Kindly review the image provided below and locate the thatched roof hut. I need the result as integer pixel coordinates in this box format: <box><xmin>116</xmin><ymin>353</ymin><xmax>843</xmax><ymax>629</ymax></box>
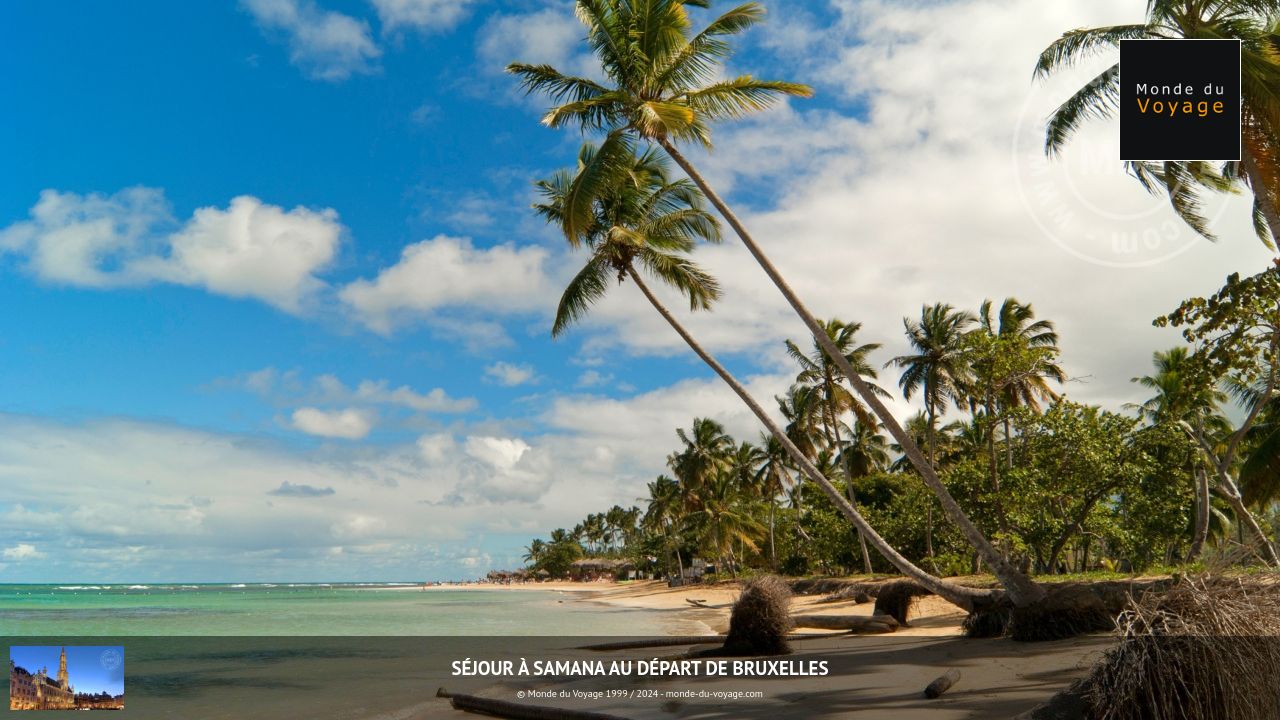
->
<box><xmin>569</xmin><ymin>558</ymin><xmax>634</xmax><ymax>577</ymax></box>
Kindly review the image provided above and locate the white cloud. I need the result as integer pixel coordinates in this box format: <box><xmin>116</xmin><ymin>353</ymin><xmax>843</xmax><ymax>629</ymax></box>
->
<box><xmin>0</xmin><ymin>189</ymin><xmax>342</xmax><ymax>313</ymax></box>
<box><xmin>290</xmin><ymin>407</ymin><xmax>375</xmax><ymax>439</ymax></box>
<box><xmin>464</xmin><ymin>436</ymin><xmax>529</xmax><ymax>472</ymax></box>
<box><xmin>338</xmin><ymin>235</ymin><xmax>551</xmax><ymax>334</ymax></box>
<box><xmin>0</xmin><ymin>414</ymin><xmax>646</xmax><ymax>580</ymax></box>
<box><xmin>370</xmin><ymin>0</ymin><xmax>478</xmax><ymax>33</ymax></box>
<box><xmin>0</xmin><ymin>187</ymin><xmax>170</xmax><ymax>288</ymax></box>
<box><xmin>549</xmin><ymin>0</ymin><xmax>1274</xmax><ymax>417</ymax></box>
<box><xmin>484</xmin><ymin>361</ymin><xmax>535</xmax><ymax>387</ymax></box>
<box><xmin>2</xmin><ymin>543</ymin><xmax>45</xmax><ymax>561</ymax></box>
<box><xmin>350</xmin><ymin>379</ymin><xmax>478</xmax><ymax>412</ymax></box>
<box><xmin>135</xmin><ymin>196</ymin><xmax>341</xmax><ymax>313</ymax></box>
<box><xmin>477</xmin><ymin>6</ymin><xmax>595</xmax><ymax>78</ymax></box>
<box><xmin>242</xmin><ymin>0</ymin><xmax>381</xmax><ymax>81</ymax></box>
<box><xmin>229</xmin><ymin>368</ymin><xmax>477</xmax><ymax>414</ymax></box>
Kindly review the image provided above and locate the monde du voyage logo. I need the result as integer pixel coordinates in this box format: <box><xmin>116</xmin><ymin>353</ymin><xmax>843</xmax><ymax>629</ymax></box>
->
<box><xmin>1120</xmin><ymin>38</ymin><xmax>1241</xmax><ymax>161</ymax></box>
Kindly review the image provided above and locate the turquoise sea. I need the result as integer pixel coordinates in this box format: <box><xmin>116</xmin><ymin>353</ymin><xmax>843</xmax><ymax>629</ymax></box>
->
<box><xmin>0</xmin><ymin>583</ymin><xmax>675</xmax><ymax>636</ymax></box>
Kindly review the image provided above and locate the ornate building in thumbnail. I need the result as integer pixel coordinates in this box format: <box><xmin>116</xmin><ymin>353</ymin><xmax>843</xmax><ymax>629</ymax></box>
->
<box><xmin>9</xmin><ymin>647</ymin><xmax>75</xmax><ymax>710</ymax></box>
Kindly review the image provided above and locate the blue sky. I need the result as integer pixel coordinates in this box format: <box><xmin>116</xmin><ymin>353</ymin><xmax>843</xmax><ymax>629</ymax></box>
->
<box><xmin>9</xmin><ymin>646</ymin><xmax>124</xmax><ymax>695</ymax></box>
<box><xmin>0</xmin><ymin>0</ymin><xmax>1273</xmax><ymax>582</ymax></box>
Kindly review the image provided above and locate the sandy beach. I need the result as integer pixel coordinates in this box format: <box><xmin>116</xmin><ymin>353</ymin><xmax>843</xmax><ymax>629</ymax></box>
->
<box><xmin>413</xmin><ymin>579</ymin><xmax>1112</xmax><ymax>719</ymax></box>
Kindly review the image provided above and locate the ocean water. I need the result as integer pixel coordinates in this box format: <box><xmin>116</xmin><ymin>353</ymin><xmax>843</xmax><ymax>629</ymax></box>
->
<box><xmin>0</xmin><ymin>583</ymin><xmax>674</xmax><ymax>636</ymax></box>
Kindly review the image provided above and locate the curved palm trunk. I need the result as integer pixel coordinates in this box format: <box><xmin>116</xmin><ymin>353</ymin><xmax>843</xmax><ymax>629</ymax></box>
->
<box><xmin>1242</xmin><ymin>144</ymin><xmax>1280</xmax><ymax>247</ymax></box>
<box><xmin>625</xmin><ymin>266</ymin><xmax>990</xmax><ymax>610</ymax></box>
<box><xmin>658</xmin><ymin>139</ymin><xmax>1046</xmax><ymax>607</ymax></box>
<box><xmin>1216</xmin><ymin>476</ymin><xmax>1280</xmax><ymax>566</ymax></box>
<box><xmin>1186</xmin><ymin>465</ymin><xmax>1210</xmax><ymax>563</ymax></box>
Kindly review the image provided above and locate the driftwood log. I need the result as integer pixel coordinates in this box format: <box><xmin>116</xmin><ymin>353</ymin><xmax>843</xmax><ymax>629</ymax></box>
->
<box><xmin>924</xmin><ymin>669</ymin><xmax>962</xmax><ymax>698</ymax></box>
<box><xmin>791</xmin><ymin>613</ymin><xmax>899</xmax><ymax>633</ymax></box>
<box><xmin>438</xmin><ymin>689</ymin><xmax>630</xmax><ymax>720</ymax></box>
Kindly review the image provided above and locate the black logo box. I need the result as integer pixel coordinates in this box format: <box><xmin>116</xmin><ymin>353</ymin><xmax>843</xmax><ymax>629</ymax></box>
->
<box><xmin>1119</xmin><ymin>38</ymin><xmax>1241</xmax><ymax>162</ymax></box>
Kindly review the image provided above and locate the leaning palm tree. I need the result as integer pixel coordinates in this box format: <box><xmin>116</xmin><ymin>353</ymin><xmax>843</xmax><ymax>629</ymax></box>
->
<box><xmin>512</xmin><ymin>0</ymin><xmax>1045</xmax><ymax>606</ymax></box>
<box><xmin>891</xmin><ymin>303</ymin><xmax>976</xmax><ymax>469</ymax></box>
<box><xmin>1036</xmin><ymin>0</ymin><xmax>1280</xmax><ymax>245</ymax></box>
<box><xmin>539</xmin><ymin>141</ymin><xmax>994</xmax><ymax>609</ymax></box>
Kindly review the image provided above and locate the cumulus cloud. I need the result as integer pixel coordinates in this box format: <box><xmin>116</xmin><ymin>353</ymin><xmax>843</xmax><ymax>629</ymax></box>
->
<box><xmin>0</xmin><ymin>189</ymin><xmax>342</xmax><ymax>313</ymax></box>
<box><xmin>290</xmin><ymin>407</ymin><xmax>375</xmax><ymax>439</ymax></box>
<box><xmin>338</xmin><ymin>235</ymin><xmax>551</xmax><ymax>334</ymax></box>
<box><xmin>268</xmin><ymin>481</ymin><xmax>336</xmax><ymax>497</ymax></box>
<box><xmin>370</xmin><ymin>0</ymin><xmax>478</xmax><ymax>33</ymax></box>
<box><xmin>477</xmin><ymin>5</ymin><xmax>599</xmax><ymax>85</ymax></box>
<box><xmin>0</xmin><ymin>414</ymin><xmax>641</xmax><ymax>580</ymax></box>
<box><xmin>2</xmin><ymin>543</ymin><xmax>45</xmax><ymax>561</ymax></box>
<box><xmin>551</xmin><ymin>0</ymin><xmax>1274</xmax><ymax>416</ymax></box>
<box><xmin>484</xmin><ymin>361</ymin><xmax>535</xmax><ymax>387</ymax></box>
<box><xmin>241</xmin><ymin>0</ymin><xmax>381</xmax><ymax>81</ymax></box>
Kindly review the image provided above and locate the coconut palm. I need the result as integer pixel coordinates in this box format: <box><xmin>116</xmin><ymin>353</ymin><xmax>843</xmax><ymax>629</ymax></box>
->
<box><xmin>786</xmin><ymin>319</ymin><xmax>889</xmax><ymax>430</ymax></box>
<box><xmin>522</xmin><ymin>539</ymin><xmax>547</xmax><ymax>565</ymax></box>
<box><xmin>540</xmin><ymin>141</ymin><xmax>996</xmax><ymax>609</ymax></box>
<box><xmin>693</xmin><ymin>471</ymin><xmax>764</xmax><ymax>577</ymax></box>
<box><xmin>645</xmin><ymin>475</ymin><xmax>687</xmax><ymax>578</ymax></box>
<box><xmin>979</xmin><ymin>298</ymin><xmax>1066</xmax><ymax>413</ymax></box>
<box><xmin>1035</xmin><ymin>0</ymin><xmax>1280</xmax><ymax>245</ymax></box>
<box><xmin>1131</xmin><ymin>346</ymin><xmax>1230</xmax><ymax>560</ymax></box>
<box><xmin>752</xmin><ymin>433</ymin><xmax>791</xmax><ymax>567</ymax></box>
<box><xmin>513</xmin><ymin>0</ymin><xmax>1044</xmax><ymax>607</ymax></box>
<box><xmin>669</xmin><ymin>418</ymin><xmax>735</xmax><ymax>503</ymax></box>
<box><xmin>891</xmin><ymin>303</ymin><xmax>977</xmax><ymax>468</ymax></box>
<box><xmin>786</xmin><ymin>318</ymin><xmax>889</xmax><ymax>573</ymax></box>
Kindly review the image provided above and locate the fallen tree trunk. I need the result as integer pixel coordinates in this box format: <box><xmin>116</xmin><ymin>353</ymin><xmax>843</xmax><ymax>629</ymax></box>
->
<box><xmin>923</xmin><ymin>669</ymin><xmax>961</xmax><ymax>699</ymax></box>
<box><xmin>791</xmin><ymin>614</ymin><xmax>899</xmax><ymax>633</ymax></box>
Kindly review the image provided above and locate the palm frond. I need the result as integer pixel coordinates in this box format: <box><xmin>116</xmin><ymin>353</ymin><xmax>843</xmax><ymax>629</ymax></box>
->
<box><xmin>1044</xmin><ymin>63</ymin><xmax>1119</xmax><ymax>157</ymax></box>
<box><xmin>1034</xmin><ymin>24</ymin><xmax>1150</xmax><ymax>79</ymax></box>
<box><xmin>553</xmin><ymin>255</ymin><xmax>613</xmax><ymax>337</ymax></box>
<box><xmin>638</xmin><ymin>249</ymin><xmax>722</xmax><ymax>311</ymax></box>
<box><xmin>655</xmin><ymin>3</ymin><xmax>764</xmax><ymax>91</ymax></box>
<box><xmin>506</xmin><ymin>63</ymin><xmax>606</xmax><ymax>103</ymax></box>
<box><xmin>682</xmin><ymin>76</ymin><xmax>813</xmax><ymax>122</ymax></box>
<box><xmin>562</xmin><ymin>131</ymin><xmax>635</xmax><ymax>244</ymax></box>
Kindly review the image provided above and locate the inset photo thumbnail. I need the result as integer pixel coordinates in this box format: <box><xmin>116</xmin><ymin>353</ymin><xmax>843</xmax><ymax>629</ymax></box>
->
<box><xmin>9</xmin><ymin>646</ymin><xmax>124</xmax><ymax>711</ymax></box>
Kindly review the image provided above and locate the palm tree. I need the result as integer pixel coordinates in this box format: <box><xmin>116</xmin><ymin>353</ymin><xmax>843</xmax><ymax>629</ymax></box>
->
<box><xmin>786</xmin><ymin>318</ymin><xmax>888</xmax><ymax>429</ymax></box>
<box><xmin>1035</xmin><ymin>0</ymin><xmax>1280</xmax><ymax>245</ymax></box>
<box><xmin>891</xmin><ymin>303</ymin><xmax>976</xmax><ymax>468</ymax></box>
<box><xmin>539</xmin><ymin>141</ymin><xmax>995</xmax><ymax>609</ymax></box>
<box><xmin>645</xmin><ymin>475</ymin><xmax>687</xmax><ymax>578</ymax></box>
<box><xmin>1130</xmin><ymin>347</ymin><xmax>1229</xmax><ymax>560</ymax></box>
<box><xmin>669</xmin><ymin>418</ymin><xmax>735</xmax><ymax>503</ymax></box>
<box><xmin>978</xmin><ymin>298</ymin><xmax>1067</xmax><ymax>470</ymax></box>
<box><xmin>693</xmin><ymin>471</ymin><xmax>764</xmax><ymax>577</ymax></box>
<box><xmin>522</xmin><ymin>539</ymin><xmax>547</xmax><ymax>566</ymax></box>
<box><xmin>753</xmin><ymin>433</ymin><xmax>790</xmax><ymax>568</ymax></box>
<box><xmin>979</xmin><ymin>298</ymin><xmax>1066</xmax><ymax>413</ymax></box>
<box><xmin>513</xmin><ymin>0</ymin><xmax>1044</xmax><ymax>607</ymax></box>
<box><xmin>787</xmin><ymin>318</ymin><xmax>888</xmax><ymax>573</ymax></box>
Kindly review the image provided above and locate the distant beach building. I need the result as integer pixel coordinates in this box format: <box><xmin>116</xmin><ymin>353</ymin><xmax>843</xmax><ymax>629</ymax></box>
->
<box><xmin>9</xmin><ymin>647</ymin><xmax>74</xmax><ymax>710</ymax></box>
